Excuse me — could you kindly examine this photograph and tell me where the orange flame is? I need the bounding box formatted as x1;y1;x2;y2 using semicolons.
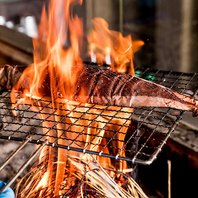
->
11;0;83;103
88;18;144;75
11;0;84;195
10;0;144;196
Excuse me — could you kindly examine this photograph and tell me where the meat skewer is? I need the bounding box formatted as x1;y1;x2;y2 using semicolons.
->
1;65;198;116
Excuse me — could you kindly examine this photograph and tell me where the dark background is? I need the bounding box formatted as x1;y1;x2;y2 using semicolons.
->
0;0;198;73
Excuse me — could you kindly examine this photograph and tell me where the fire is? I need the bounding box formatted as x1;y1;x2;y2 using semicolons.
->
11;0;145;197
88;18;144;75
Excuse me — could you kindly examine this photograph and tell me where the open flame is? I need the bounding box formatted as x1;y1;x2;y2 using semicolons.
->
13;0;83;102
88;18;144;75
11;0;145;197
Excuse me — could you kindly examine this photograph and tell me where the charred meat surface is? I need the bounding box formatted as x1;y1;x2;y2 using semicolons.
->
5;65;198;116
73;68;198;116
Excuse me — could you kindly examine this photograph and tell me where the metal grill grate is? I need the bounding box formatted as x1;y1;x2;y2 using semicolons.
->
0;67;198;166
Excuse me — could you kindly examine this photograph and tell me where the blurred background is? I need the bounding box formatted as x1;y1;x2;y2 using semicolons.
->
0;0;198;72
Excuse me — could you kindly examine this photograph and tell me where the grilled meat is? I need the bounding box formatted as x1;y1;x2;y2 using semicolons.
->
3;65;198;116
73;68;198;116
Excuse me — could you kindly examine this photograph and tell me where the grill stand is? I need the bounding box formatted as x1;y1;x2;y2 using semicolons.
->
0;139;48;193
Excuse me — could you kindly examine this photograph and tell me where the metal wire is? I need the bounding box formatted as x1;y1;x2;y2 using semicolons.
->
0;68;198;165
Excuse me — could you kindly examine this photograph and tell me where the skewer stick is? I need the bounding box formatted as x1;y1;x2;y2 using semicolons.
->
167;160;171;198
23;93;96;107
23;93;133;114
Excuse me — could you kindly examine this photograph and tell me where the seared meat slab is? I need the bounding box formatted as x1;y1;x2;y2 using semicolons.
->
73;68;198;116
1;65;197;116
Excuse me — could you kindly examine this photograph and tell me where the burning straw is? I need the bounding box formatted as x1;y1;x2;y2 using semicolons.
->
11;93;148;198
15;154;148;198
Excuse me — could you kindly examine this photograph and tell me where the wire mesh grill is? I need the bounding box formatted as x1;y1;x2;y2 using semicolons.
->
0;67;198;165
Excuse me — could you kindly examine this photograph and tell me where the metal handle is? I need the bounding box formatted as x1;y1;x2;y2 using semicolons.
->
0;139;48;194
0;136;31;173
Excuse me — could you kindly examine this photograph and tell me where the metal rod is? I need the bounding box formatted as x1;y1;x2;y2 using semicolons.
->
168;160;171;198
0;139;48;194
0;136;31;173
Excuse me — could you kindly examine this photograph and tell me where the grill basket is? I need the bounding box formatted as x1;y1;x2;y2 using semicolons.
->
1;66;198;166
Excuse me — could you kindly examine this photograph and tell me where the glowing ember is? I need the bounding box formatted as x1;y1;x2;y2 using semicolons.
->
11;0;145;197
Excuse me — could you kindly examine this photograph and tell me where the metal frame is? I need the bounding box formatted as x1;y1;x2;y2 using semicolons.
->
0;138;48;193
0;67;198;171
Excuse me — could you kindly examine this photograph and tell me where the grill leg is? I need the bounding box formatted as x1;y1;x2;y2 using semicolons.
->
0;136;32;173
0;139;48;194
